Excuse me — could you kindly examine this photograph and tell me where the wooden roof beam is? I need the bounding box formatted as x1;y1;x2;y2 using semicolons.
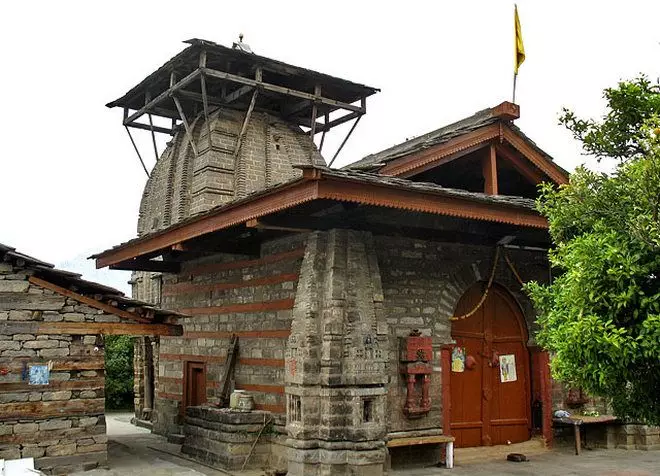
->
0;321;182;337
496;144;545;185
28;276;152;324
380;124;501;177
502;125;569;184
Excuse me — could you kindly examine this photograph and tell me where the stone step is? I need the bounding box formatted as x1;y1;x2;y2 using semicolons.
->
167;433;185;445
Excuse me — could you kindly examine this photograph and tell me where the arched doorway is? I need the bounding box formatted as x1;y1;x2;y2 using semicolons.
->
449;282;530;447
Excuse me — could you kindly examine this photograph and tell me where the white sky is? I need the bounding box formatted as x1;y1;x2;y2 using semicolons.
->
2;1;659;294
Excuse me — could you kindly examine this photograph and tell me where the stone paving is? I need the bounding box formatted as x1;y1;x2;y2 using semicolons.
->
75;413;660;476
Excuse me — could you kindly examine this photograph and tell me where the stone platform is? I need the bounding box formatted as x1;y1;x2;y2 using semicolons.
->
181;406;286;472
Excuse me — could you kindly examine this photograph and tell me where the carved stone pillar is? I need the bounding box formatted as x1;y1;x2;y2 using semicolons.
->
285;230;389;475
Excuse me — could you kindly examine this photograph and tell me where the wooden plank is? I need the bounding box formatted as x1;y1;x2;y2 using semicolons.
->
124;69;201;125
110;259;180;273
0;358;104;372
201;67;364;114
483;143;498;195
159;354;284;368
183;329;290;339
387;435;455;448
317;179;548;229
163;273;298;296
172;94;199;157
502;125;569;185
0;398;105;421
0;321;181;336
125;121;174;135
0;378;104;393
28;276;149;323
179;298;294;315
496;144;545;185
245;219;312;233
328;116;362;167
224;85;253;104
380;124;500;177
182;248;305;277
219;335;239;406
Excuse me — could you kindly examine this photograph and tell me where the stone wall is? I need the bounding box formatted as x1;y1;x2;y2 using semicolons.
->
0;263;111;474
373;236;549;434
152;234;307;435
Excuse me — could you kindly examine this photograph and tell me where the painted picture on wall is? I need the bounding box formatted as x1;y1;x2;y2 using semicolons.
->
451;347;465;373
499;354;517;383
28;364;49;385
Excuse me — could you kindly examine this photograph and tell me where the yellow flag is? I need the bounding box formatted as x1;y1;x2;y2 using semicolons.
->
514;4;525;74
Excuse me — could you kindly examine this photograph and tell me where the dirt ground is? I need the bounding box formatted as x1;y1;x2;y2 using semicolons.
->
75;413;660;476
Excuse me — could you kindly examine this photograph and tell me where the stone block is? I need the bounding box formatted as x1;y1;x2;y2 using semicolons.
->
40;419;73;431
63;313;85;322
22;445;46;458
0;340;20;351
23;339;60;349
8;310;33;321
0;447;21;459
78;417;99;427
12;334;35;340
42;390;72;401
39;348;70;358
0;424;13;436
0;280;29;293
46;442;77;456
77;443;106;453
14;423;39;434
80;390;97;399
0;392;30;403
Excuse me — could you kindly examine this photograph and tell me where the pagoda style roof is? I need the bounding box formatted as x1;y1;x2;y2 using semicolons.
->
108;38;379;136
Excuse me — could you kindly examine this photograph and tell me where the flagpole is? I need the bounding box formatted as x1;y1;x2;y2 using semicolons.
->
512;72;518;103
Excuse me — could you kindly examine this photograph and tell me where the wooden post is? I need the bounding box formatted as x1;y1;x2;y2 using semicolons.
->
233;68;262;160
170;72;199;157
309;85;321;138
199;50;213;148
483;143;498;195
319;113;329;152
124;126;150;178
328;115;362;167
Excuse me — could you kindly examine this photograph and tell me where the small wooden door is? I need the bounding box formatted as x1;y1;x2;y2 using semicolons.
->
450;283;530;447
183;361;206;410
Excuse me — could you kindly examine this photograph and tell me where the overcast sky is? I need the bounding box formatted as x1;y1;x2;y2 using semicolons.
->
2;1;659;294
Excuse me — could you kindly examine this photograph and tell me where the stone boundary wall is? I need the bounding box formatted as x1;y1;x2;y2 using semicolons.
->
0;262;112;473
153;234;307;435
373;236;549;434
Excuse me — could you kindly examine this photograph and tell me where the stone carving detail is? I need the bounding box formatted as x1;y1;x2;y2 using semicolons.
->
285;229;389;475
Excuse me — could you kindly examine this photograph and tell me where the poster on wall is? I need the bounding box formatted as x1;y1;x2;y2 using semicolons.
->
451;347;465;373
28;364;49;385
499;354;517;383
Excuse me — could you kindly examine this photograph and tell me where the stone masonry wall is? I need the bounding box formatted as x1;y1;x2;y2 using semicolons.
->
373;235;549;435
152;234;307;436
0;263;112;474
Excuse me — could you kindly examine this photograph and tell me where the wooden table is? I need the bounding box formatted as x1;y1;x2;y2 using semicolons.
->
553;415;618;455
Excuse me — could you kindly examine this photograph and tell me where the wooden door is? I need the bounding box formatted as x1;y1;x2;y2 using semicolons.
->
183;361;206;410
450;283;530;447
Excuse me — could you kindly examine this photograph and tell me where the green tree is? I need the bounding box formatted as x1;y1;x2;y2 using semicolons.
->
104;335;135;410
526;76;660;424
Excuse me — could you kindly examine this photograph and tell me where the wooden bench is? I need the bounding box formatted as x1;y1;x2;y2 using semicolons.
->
553;415;618;455
386;434;455;469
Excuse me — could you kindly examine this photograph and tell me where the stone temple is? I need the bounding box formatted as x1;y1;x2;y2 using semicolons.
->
92;39;660;474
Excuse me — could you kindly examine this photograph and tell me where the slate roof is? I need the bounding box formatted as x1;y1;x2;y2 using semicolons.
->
91;165;538;262
0;243;183;318
345;106;562;174
302;166;538;210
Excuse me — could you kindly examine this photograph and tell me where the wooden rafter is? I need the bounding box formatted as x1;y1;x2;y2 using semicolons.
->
496;144;545;185
502;125;569;184
380;124;501;177
0;321;182;337
28;276;150;323
199;49;213;149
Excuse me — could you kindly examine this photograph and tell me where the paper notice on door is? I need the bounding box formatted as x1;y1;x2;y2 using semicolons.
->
451;347;465;373
499;354;517;383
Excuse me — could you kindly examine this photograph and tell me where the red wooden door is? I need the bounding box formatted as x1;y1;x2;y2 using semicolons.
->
450;283;530;447
183;361;206;410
